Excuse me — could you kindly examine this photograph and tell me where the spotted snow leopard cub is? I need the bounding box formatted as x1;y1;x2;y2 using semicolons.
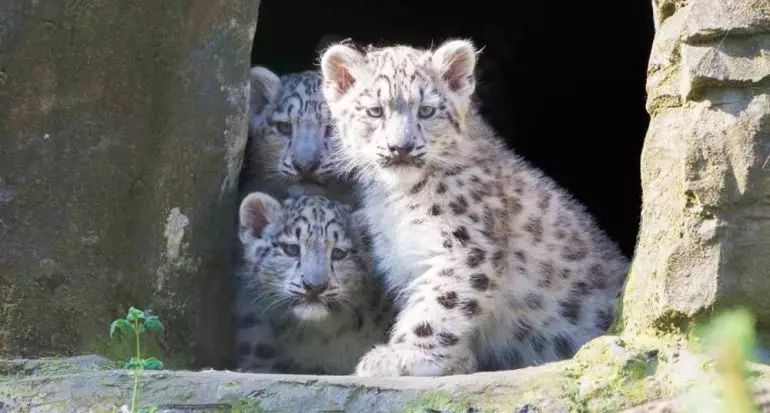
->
319;39;630;377
234;191;392;374
240;66;356;206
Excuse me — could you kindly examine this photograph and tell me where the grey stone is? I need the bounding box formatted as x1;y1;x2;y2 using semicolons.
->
0;0;259;368
681;35;770;98
646;2;770;108
646;6;688;113
0;355;115;377
683;0;770;43
1;339;769;412
623;0;770;339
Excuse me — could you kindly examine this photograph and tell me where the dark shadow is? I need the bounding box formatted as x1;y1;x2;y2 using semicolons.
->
249;0;655;258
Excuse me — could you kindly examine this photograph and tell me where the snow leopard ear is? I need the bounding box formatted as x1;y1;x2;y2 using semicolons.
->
239;191;282;243
431;39;477;98
320;43;365;103
250;66;282;114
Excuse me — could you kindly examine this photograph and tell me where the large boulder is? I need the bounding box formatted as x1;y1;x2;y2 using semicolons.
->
0;0;260;368
621;0;770;338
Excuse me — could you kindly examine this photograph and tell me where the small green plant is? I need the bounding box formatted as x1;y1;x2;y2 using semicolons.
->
686;307;759;413
110;306;165;413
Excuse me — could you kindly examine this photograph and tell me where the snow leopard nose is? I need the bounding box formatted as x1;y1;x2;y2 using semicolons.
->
293;157;321;175
302;280;329;298
388;142;415;158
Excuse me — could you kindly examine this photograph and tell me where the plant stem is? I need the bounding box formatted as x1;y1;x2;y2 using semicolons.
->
131;319;141;413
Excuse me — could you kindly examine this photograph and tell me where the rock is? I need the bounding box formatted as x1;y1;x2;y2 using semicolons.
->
2;339;769;412
681;35;770;99
0;0;259;368
0;355;115;377
621;0;770;339
683;0;770;43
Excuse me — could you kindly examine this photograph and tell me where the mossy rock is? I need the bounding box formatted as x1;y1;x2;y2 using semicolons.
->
2;337;769;412
0;0;260;368
623;0;770;341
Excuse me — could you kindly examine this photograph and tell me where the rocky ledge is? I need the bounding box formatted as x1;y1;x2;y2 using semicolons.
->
2;336;769;413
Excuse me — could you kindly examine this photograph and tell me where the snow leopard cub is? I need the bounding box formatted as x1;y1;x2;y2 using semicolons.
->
234;191;392;374
319;39;630;377
240;66;357;207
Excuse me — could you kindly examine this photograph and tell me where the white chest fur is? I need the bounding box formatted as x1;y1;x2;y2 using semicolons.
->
273;313;384;375
362;180;449;306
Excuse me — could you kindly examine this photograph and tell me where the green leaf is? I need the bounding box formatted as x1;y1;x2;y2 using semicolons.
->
126;306;145;322
123;360;141;369
697;307;757;361
109;319;131;339
141;357;164;370
144;315;164;332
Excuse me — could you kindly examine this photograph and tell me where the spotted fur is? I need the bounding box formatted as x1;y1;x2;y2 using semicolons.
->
241;67;357;206
234;192;393;375
319;39;630;377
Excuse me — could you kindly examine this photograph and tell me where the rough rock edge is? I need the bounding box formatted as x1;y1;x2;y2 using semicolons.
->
2;337;770;412
682;0;770;44
646;0;770;112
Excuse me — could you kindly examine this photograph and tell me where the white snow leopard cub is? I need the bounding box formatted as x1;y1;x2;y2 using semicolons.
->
319;39;630;377
241;66;356;206
234;191;392;375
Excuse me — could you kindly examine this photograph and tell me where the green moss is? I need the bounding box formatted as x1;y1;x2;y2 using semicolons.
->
621;354;657;381
344;384;366;405
231;396;266;413
607;278;629;335
617;266;660;338
308;379;325;389
563;336;685;411
653;310;691;336
607;315;625;333
403;392;475;413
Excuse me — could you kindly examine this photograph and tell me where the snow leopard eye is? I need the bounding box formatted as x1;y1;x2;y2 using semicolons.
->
280;242;300;257
365;106;384;118
275;121;292;135
331;248;348;261
417;105;436;119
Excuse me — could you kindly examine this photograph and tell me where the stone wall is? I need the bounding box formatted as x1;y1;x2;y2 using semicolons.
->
0;0;260;369
621;0;770;338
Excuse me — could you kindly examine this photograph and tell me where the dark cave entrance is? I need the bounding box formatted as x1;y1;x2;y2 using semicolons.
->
248;0;655;259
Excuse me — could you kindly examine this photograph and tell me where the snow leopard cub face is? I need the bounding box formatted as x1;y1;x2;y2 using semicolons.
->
248;68;338;190
319;40;478;183
238;191;372;321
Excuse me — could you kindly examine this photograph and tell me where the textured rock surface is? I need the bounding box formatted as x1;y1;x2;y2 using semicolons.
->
2;338;769;412
0;0;259;368
623;0;770;337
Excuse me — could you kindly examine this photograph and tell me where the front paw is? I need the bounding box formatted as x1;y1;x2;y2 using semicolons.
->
354;344;474;377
